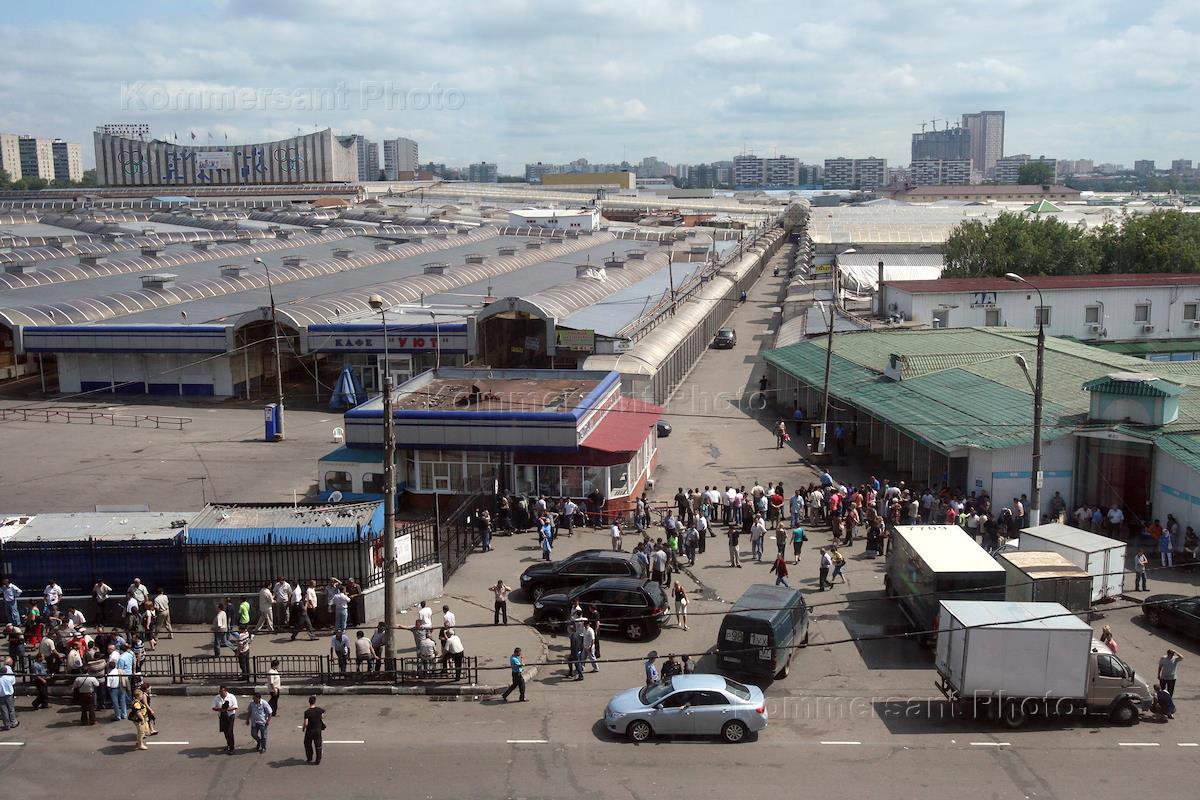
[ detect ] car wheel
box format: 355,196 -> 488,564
627,720 -> 653,743
1144,608 -> 1162,627
624,620 -> 646,641
532,587 -> 546,601
775,663 -> 789,680
1000,701 -> 1028,730
721,720 -> 748,743
1109,699 -> 1139,727
800,630 -> 810,647
884,577 -> 896,598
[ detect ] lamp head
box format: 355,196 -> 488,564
253,257 -> 264,265
1003,272 -> 1023,283
1014,354 -> 1029,370
367,294 -> 386,311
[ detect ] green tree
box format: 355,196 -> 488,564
1096,210 -> 1200,273
1017,161 -> 1055,185
943,211 -> 1099,277
0,167 -> 10,189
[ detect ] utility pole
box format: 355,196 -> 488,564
254,257 -> 285,440
1005,273 -> 1045,527
818,300 -> 835,454
369,295 -> 397,666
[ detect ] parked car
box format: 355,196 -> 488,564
656,419 -> 672,437
604,674 -> 767,743
519,550 -> 646,600
533,577 -> 668,640
1142,594 -> 1200,639
712,328 -> 737,349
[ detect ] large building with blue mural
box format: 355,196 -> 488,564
93,128 -> 359,187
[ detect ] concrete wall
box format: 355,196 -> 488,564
360,562 -> 444,619
1153,449 -> 1200,551
59,351 -> 235,397
967,436 -> 1074,519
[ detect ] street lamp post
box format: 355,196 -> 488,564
368,294 -> 397,666
816,300 -> 835,455
254,257 -> 285,440
1005,272 -> 1045,527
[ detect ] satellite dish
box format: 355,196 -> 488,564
328,490 -> 344,503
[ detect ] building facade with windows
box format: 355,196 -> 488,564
879,274 -> 1200,350
382,137 -> 419,180
909,159 -> 971,186
995,154 -> 1057,185
51,139 -> 83,182
961,110 -> 1005,176
0,132 -> 22,180
321,368 -> 662,509
911,127 -> 971,162
468,161 -> 498,182
18,136 -> 55,180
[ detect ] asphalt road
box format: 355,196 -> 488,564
2,687 -> 1196,800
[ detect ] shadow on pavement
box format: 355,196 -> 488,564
830,589 -> 931,671
872,699 -> 1102,735
268,757 -> 311,768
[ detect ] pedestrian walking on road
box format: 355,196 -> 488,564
303,695 -> 325,764
770,553 -> 790,588
1158,649 -> 1184,697
211,603 -> 228,657
1134,549 -> 1149,592
130,687 -> 151,751
673,582 -> 689,631
267,660 -> 282,717
256,583 -> 275,633
644,651 -> 659,686
234,624 -> 252,681
830,545 -> 847,584
212,685 -> 238,754
247,691 -> 272,753
818,548 -> 832,591
774,420 -> 787,449
792,523 -> 807,565
290,583 -> 317,642
0,658 -> 16,731
611,521 -> 623,551
491,580 -> 511,625
501,647 -> 526,702
73,671 -> 99,725
728,527 -> 742,568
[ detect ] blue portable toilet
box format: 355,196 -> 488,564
264,403 -> 278,441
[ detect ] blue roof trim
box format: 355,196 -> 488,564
341,441 -> 583,454
345,408 -> 577,423
186,526 -> 374,545
25,347 -> 228,354
308,323 -> 467,333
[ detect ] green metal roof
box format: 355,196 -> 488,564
764,327 -> 1200,455
1157,433 -> 1200,472
1082,374 -> 1185,398
1025,199 -> 1063,213
1096,339 -> 1200,356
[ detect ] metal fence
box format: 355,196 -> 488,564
439,493 -> 483,581
70,653 -> 479,686
184,539 -> 374,595
364,518 -> 439,587
0,538 -> 186,595
0,407 -> 191,429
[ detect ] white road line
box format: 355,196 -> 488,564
819,741 -> 861,745
147,741 -> 190,745
323,740 -> 365,744
1178,743 -> 1199,747
1118,742 -> 1159,747
969,742 -> 1010,747
0,742 -> 25,746
506,739 -> 548,744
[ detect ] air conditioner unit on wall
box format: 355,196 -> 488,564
1142,324 -> 1155,333
1087,323 -> 1101,333
1191,320 -> 1200,329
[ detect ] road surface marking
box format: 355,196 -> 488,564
324,740 -> 365,744
1178,743 -> 1199,747
0,742 -> 24,746
820,741 -> 861,745
148,741 -> 189,745
969,742 -> 1010,747
1118,742 -> 1159,747
507,739 -> 548,744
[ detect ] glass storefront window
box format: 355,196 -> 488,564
584,465 -> 606,497
324,471 -> 353,492
363,472 -> 385,494
515,465 -> 536,496
538,465 -> 560,496
610,462 -> 630,498
562,466 -> 584,498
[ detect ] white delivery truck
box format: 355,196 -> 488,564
996,551 -> 1093,616
1016,523 -> 1127,602
935,600 -> 1152,728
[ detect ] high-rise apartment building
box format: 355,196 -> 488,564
1057,159 -> 1094,177
764,156 -> 801,186
732,154 -> 764,187
961,110 -> 1005,176
525,162 -> 554,183
1171,159 -> 1194,173
468,162 -> 498,182
911,127 -> 971,162
18,136 -> 55,180
0,133 -> 22,180
382,137 -> 419,180
1134,159 -> 1156,176
342,134 -> 376,181
96,123 -> 151,140
994,154 -> 1057,184
909,159 -> 971,186
798,163 -> 822,186
365,142 -> 380,180
823,158 -> 855,189
51,139 -> 83,182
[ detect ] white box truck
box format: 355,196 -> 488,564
935,600 -> 1152,728
1017,523 -> 1127,602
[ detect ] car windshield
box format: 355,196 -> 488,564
639,678 -> 675,706
724,678 -> 752,701
719,329 -> 733,336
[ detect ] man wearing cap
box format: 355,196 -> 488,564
644,651 -> 659,686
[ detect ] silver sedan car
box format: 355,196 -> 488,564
603,674 -> 767,743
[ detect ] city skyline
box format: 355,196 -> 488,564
0,0 -> 1196,174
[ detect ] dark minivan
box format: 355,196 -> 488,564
716,584 -> 809,680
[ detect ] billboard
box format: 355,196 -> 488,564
555,328 -> 596,352
196,151 -> 234,171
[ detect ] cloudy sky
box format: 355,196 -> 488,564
1,0 -> 1196,173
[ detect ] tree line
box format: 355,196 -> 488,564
942,209 -> 1200,277
0,168 -> 98,191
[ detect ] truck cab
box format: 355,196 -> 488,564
1086,642 -> 1152,722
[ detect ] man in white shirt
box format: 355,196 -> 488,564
66,607 -> 87,631
581,624 -> 598,673
212,604 -> 229,656
212,686 -> 239,753
561,498 -> 578,537
1108,506 -> 1125,536
417,601 -> 433,630
272,578 -> 292,627
750,515 -> 767,562
611,521 -> 623,551
127,579 -> 149,605
695,514 -> 709,554
330,586 -> 352,633
44,581 -> 63,616
724,486 -> 736,524
444,632 -> 466,680
256,584 -> 275,633
153,589 -> 173,638
441,605 -> 456,635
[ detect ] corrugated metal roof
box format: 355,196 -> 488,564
1082,374 -> 1184,397
185,526 -> 371,545
1156,433 -> 1200,472
185,501 -> 384,544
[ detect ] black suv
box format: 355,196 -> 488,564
519,549 -> 646,599
713,328 -> 737,348
532,577 -> 670,641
